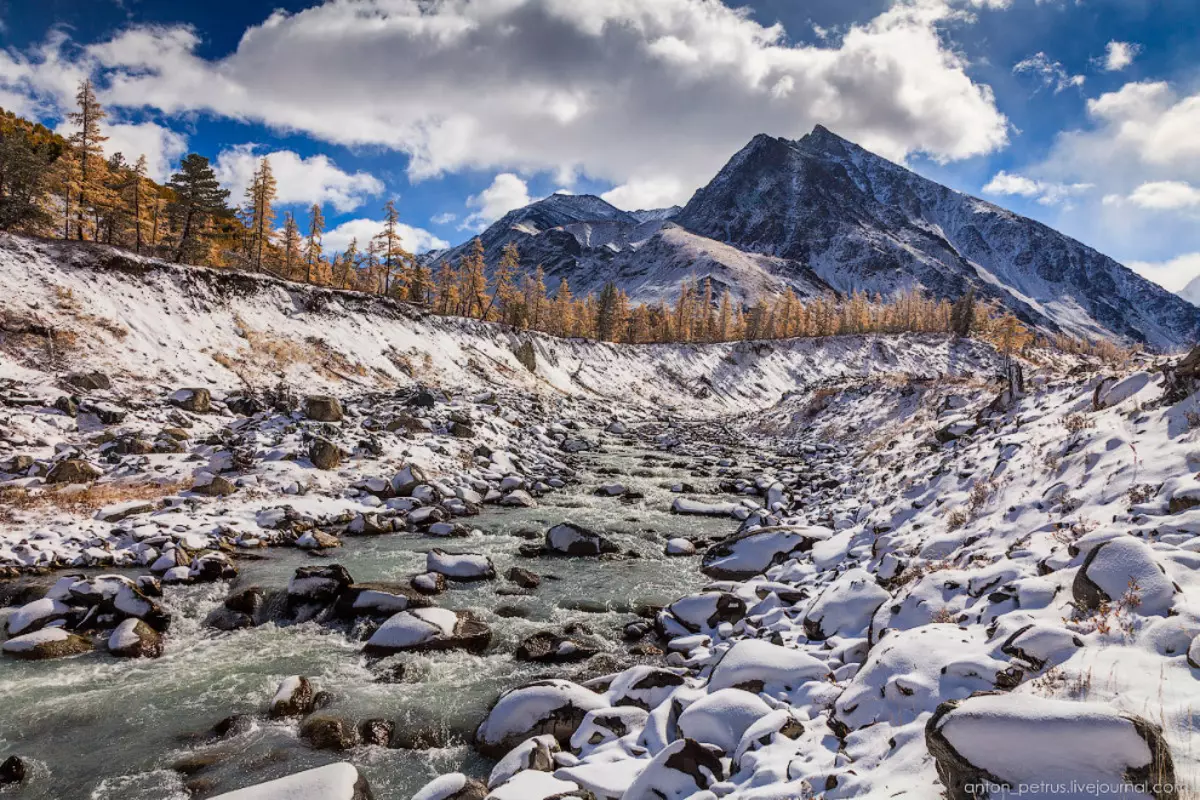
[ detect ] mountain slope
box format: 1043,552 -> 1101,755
426,194 -> 831,303
1178,275 -> 1200,308
675,127 -> 1200,350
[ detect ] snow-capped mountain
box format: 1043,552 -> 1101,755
425,193 -> 831,304
429,127 -> 1200,349
1178,275 -> 1200,308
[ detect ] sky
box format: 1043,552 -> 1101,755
2,0 -> 1199,290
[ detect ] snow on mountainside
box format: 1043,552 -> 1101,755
426,194 -> 830,304
428,127 -> 1200,351
1178,275 -> 1200,308
676,126 -> 1200,351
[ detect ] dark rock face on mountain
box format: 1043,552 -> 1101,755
675,126 -> 1200,350
428,126 -> 1200,349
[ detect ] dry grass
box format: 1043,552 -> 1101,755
0,479 -> 191,521
1063,412 -> 1095,435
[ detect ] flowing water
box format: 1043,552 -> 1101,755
0,437 -> 743,799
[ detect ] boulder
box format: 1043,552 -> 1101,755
363,608 -> 491,655
474,679 -> 608,757
288,564 -> 354,605
268,676 -> 317,718
1073,537 -> 1177,616
659,591 -> 746,636
5,596 -> 70,636
545,523 -> 618,556
192,474 -> 237,497
335,582 -> 431,617
108,618 -> 163,658
676,688 -> 773,753
2,628 -> 91,660
701,526 -> 832,579
46,459 -> 102,484
304,395 -> 344,422
309,438 -> 342,470
411,774 -> 488,800
487,735 -> 560,789
665,538 -> 696,556
0,755 -> 26,787
506,566 -> 541,589
65,371 -> 111,391
516,630 -> 603,664
618,738 -> 723,799
802,567 -> 890,640
300,714 -> 360,751
927,693 -> 1175,800
708,639 -> 831,693
426,549 -> 495,581
358,718 -> 395,747
207,763 -> 374,800
169,388 -> 211,413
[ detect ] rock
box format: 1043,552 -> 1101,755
304,395 -> 344,422
334,582 -> 430,617
364,607 -> 491,654
65,370 -> 111,391
209,714 -> 254,740
474,679 -> 608,757
676,688 -> 773,753
2,628 -> 91,660
224,392 -> 264,417
607,666 -> 685,710
426,549 -> 495,581
670,498 -> 739,516
300,714 -> 359,751
572,706 -> 649,752
665,538 -> 696,556
506,566 -> 541,589
927,693 -> 1175,800
701,525 -> 832,579
412,572 -> 447,595
5,596 -> 70,636
709,639 -> 831,693
391,463 -> 429,496
95,500 -> 155,523
802,567 -> 890,640
46,459 -> 102,484
0,755 -> 27,787
449,421 -> 475,438
192,474 -> 237,497
288,564 -> 354,605
1073,537 -> 1177,616
545,522 -> 618,556
358,718 -> 395,747
499,489 -> 536,508
309,438 -> 341,470
207,763 -> 374,800
516,630 -> 603,664
487,735 -> 560,789
411,773 -> 488,800
561,438 -> 593,453
269,676 -> 317,718
169,388 -> 212,413
54,394 -> 78,416
619,738 -> 724,799
658,591 -> 746,636
108,618 -> 163,658
296,530 -> 341,550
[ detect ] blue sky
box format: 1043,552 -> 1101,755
3,0 -> 1199,289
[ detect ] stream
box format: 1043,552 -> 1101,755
0,434 -> 747,799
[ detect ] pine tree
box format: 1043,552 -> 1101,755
408,263 -> 433,305
167,154 -> 229,264
373,199 -> 414,296
122,154 -> 156,254
243,156 -> 277,273
459,238 -> 488,318
522,265 -> 547,330
553,278 -> 574,338
304,204 -> 325,283
0,126 -> 55,232
434,261 -> 460,314
950,288 -> 976,337
281,211 -> 302,281
487,242 -> 521,324
67,79 -> 112,241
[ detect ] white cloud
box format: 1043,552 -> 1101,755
1127,181 -> 1200,211
430,212 -> 457,225
602,176 -> 689,210
1013,52 -> 1084,94
213,145 -> 384,213
1128,253 -> 1200,293
102,121 -> 187,182
322,217 -> 449,256
981,170 -> 1092,206
75,0 -> 1007,204
1102,41 -> 1140,72
462,173 -> 532,231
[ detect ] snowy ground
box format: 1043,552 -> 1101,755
2,236 -> 1199,800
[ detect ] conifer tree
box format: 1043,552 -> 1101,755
67,79 -> 111,241
167,153 -> 229,264
373,199 -> 413,296
281,211 -> 302,281
487,242 -> 521,324
122,154 -> 156,254
243,156 -> 277,273
459,238 -> 488,318
434,261 -> 460,314
522,265 -> 547,329
304,203 -> 325,283
553,277 -> 574,338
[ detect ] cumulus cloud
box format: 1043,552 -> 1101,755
1102,41 -> 1140,72
1127,181 -> 1200,211
1128,253 -> 1200,293
602,176 -> 689,211
982,170 -> 1092,206
213,145 -> 384,213
322,217 -> 448,256
462,173 -> 532,231
101,121 -> 187,182
430,212 -> 458,226
1013,52 -> 1084,94
73,0 -> 1007,203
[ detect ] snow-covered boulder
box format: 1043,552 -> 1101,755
665,538 -> 696,556
168,387 -> 211,413
545,522 -> 618,556
701,526 -> 832,579
426,549 -> 495,581
303,394 -> 343,422
107,618 -> 163,658
268,676 -> 317,719
5,597 -> 70,636
287,564 -> 353,605
676,688 -> 773,752
475,679 -> 608,757
208,763 -> 373,800
487,770 -> 578,800
998,623 -> 1083,670
335,582 -> 430,617
708,639 -> 830,693
606,665 -> 687,710
659,591 -> 746,636
927,693 -> 1174,800
515,630 -> 602,664
411,773 -> 487,800
619,738 -> 723,799
2,628 -> 91,660
803,568 -> 890,640
364,607 -> 490,654
671,498 -> 739,517
571,706 -> 649,752
487,735 -> 560,789
1073,537 -> 1178,616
